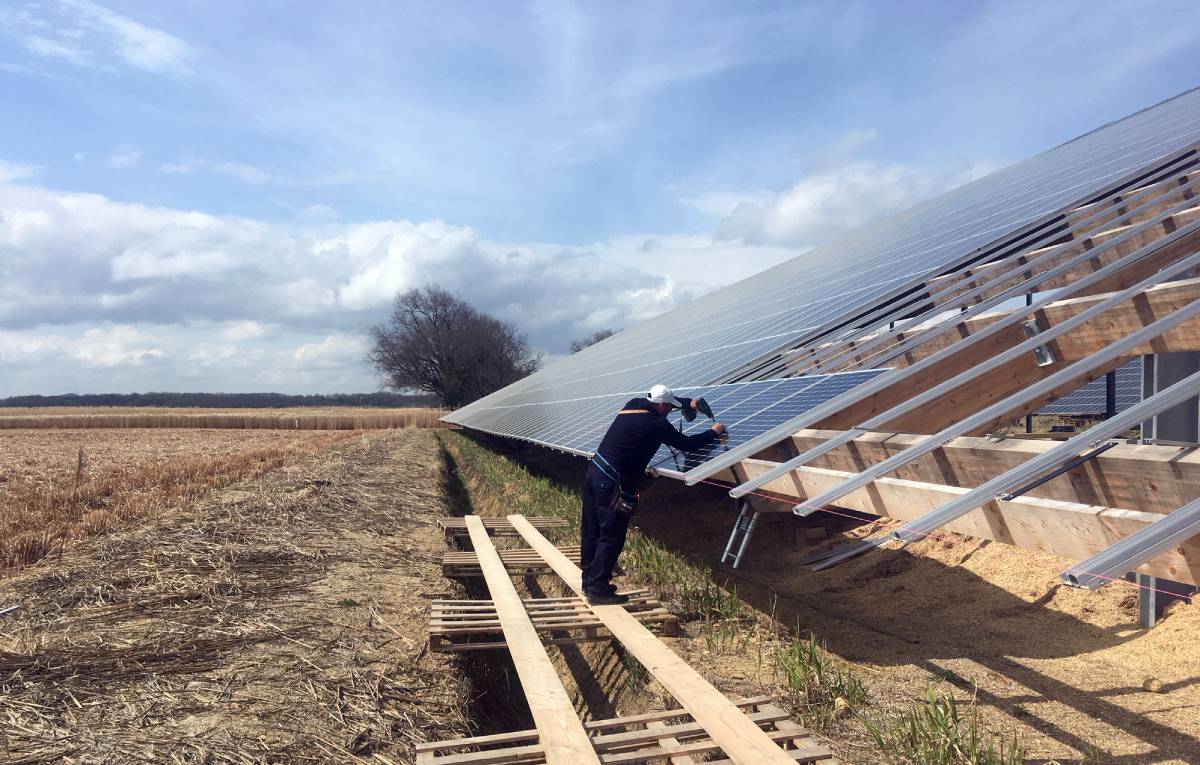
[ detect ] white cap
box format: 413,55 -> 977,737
647,384 -> 683,408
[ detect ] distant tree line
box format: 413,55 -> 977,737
0,392 -> 439,409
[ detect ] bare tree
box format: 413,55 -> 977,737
368,285 -> 541,408
570,328 -> 617,354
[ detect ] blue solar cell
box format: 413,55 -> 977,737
1039,360 -> 1143,414
646,370 -> 888,474
445,88 -> 1200,471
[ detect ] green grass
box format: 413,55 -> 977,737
775,632 -> 869,728
865,685 -> 1025,765
439,432 -> 1027,762
441,432 -> 746,620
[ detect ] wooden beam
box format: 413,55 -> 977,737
507,515 -> 801,765
738,458 -> 1200,585
865,275 -> 1200,372
816,277 -> 1200,434
917,206 -> 1200,320
463,516 -> 600,765
785,429 -> 1200,517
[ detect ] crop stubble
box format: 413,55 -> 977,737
0,429 -> 470,763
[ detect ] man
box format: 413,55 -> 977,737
582,384 -> 727,605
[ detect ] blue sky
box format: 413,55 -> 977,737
1,0 -> 1199,395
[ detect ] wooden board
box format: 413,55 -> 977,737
415,696 -> 835,764
439,516 -> 569,538
429,591 -> 678,652
785,429 -> 1200,516
463,516 -> 601,765
738,458 -> 1200,585
443,546 -> 584,577
508,515 -> 807,765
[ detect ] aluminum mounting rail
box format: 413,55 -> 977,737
722,207 -> 1200,495
789,291 -> 1200,517
811,366 -> 1200,570
785,159 -> 1200,378
690,181 -> 1200,486
815,173 -> 1200,375
734,146 -> 1200,382
732,242 -> 1200,500
1062,497 -> 1200,590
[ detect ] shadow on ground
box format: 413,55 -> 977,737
463,431 -> 1200,764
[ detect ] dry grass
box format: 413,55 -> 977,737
1,429 -> 363,572
0,430 -> 471,763
0,406 -> 449,430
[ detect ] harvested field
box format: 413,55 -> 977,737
0,406 -> 448,430
0,430 -> 470,763
0,428 -> 363,570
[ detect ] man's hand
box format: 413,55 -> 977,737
710,422 -> 729,446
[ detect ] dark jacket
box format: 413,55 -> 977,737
594,397 -> 719,485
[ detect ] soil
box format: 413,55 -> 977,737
0,430 -> 471,764
492,434 -> 1200,765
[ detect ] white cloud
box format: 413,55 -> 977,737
679,190 -> 773,218
106,144 -> 142,169
712,130 -> 997,248
0,325 -> 160,368
211,161 -> 271,184
220,321 -> 270,342
65,0 -> 190,75
292,334 -> 367,368
0,179 -> 797,392
74,325 -> 162,367
160,158 -> 273,184
25,34 -> 91,66
0,159 -> 36,183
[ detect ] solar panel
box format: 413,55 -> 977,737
445,88 -> 1200,467
648,370 -> 888,475
1039,359 -> 1143,414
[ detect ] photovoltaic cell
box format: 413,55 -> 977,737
1039,360 -> 1143,415
648,370 -> 888,474
445,88 -> 1200,472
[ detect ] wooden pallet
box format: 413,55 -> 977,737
439,516 -> 569,540
430,590 -> 678,652
415,696 -> 836,764
443,546 -> 584,577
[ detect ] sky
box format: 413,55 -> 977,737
1,0 -> 1199,396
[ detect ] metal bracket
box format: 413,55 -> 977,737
998,441 -> 1118,501
1019,318 -> 1057,367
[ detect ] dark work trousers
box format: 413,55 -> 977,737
580,462 -> 631,596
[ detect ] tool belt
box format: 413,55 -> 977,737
591,453 -> 638,516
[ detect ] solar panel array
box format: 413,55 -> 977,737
647,370 -> 887,476
446,88 -> 1200,474
1040,359 -> 1143,415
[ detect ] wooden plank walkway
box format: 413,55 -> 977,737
508,514 -> 828,765
415,697 -> 827,764
462,515 -> 601,765
422,514 -> 836,764
430,590 -> 677,652
442,546 -> 583,577
438,515 -> 569,540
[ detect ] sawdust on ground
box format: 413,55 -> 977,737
506,439 -> 1200,765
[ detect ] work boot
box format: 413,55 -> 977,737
586,592 -> 630,606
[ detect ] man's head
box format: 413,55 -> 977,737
647,384 -> 683,415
